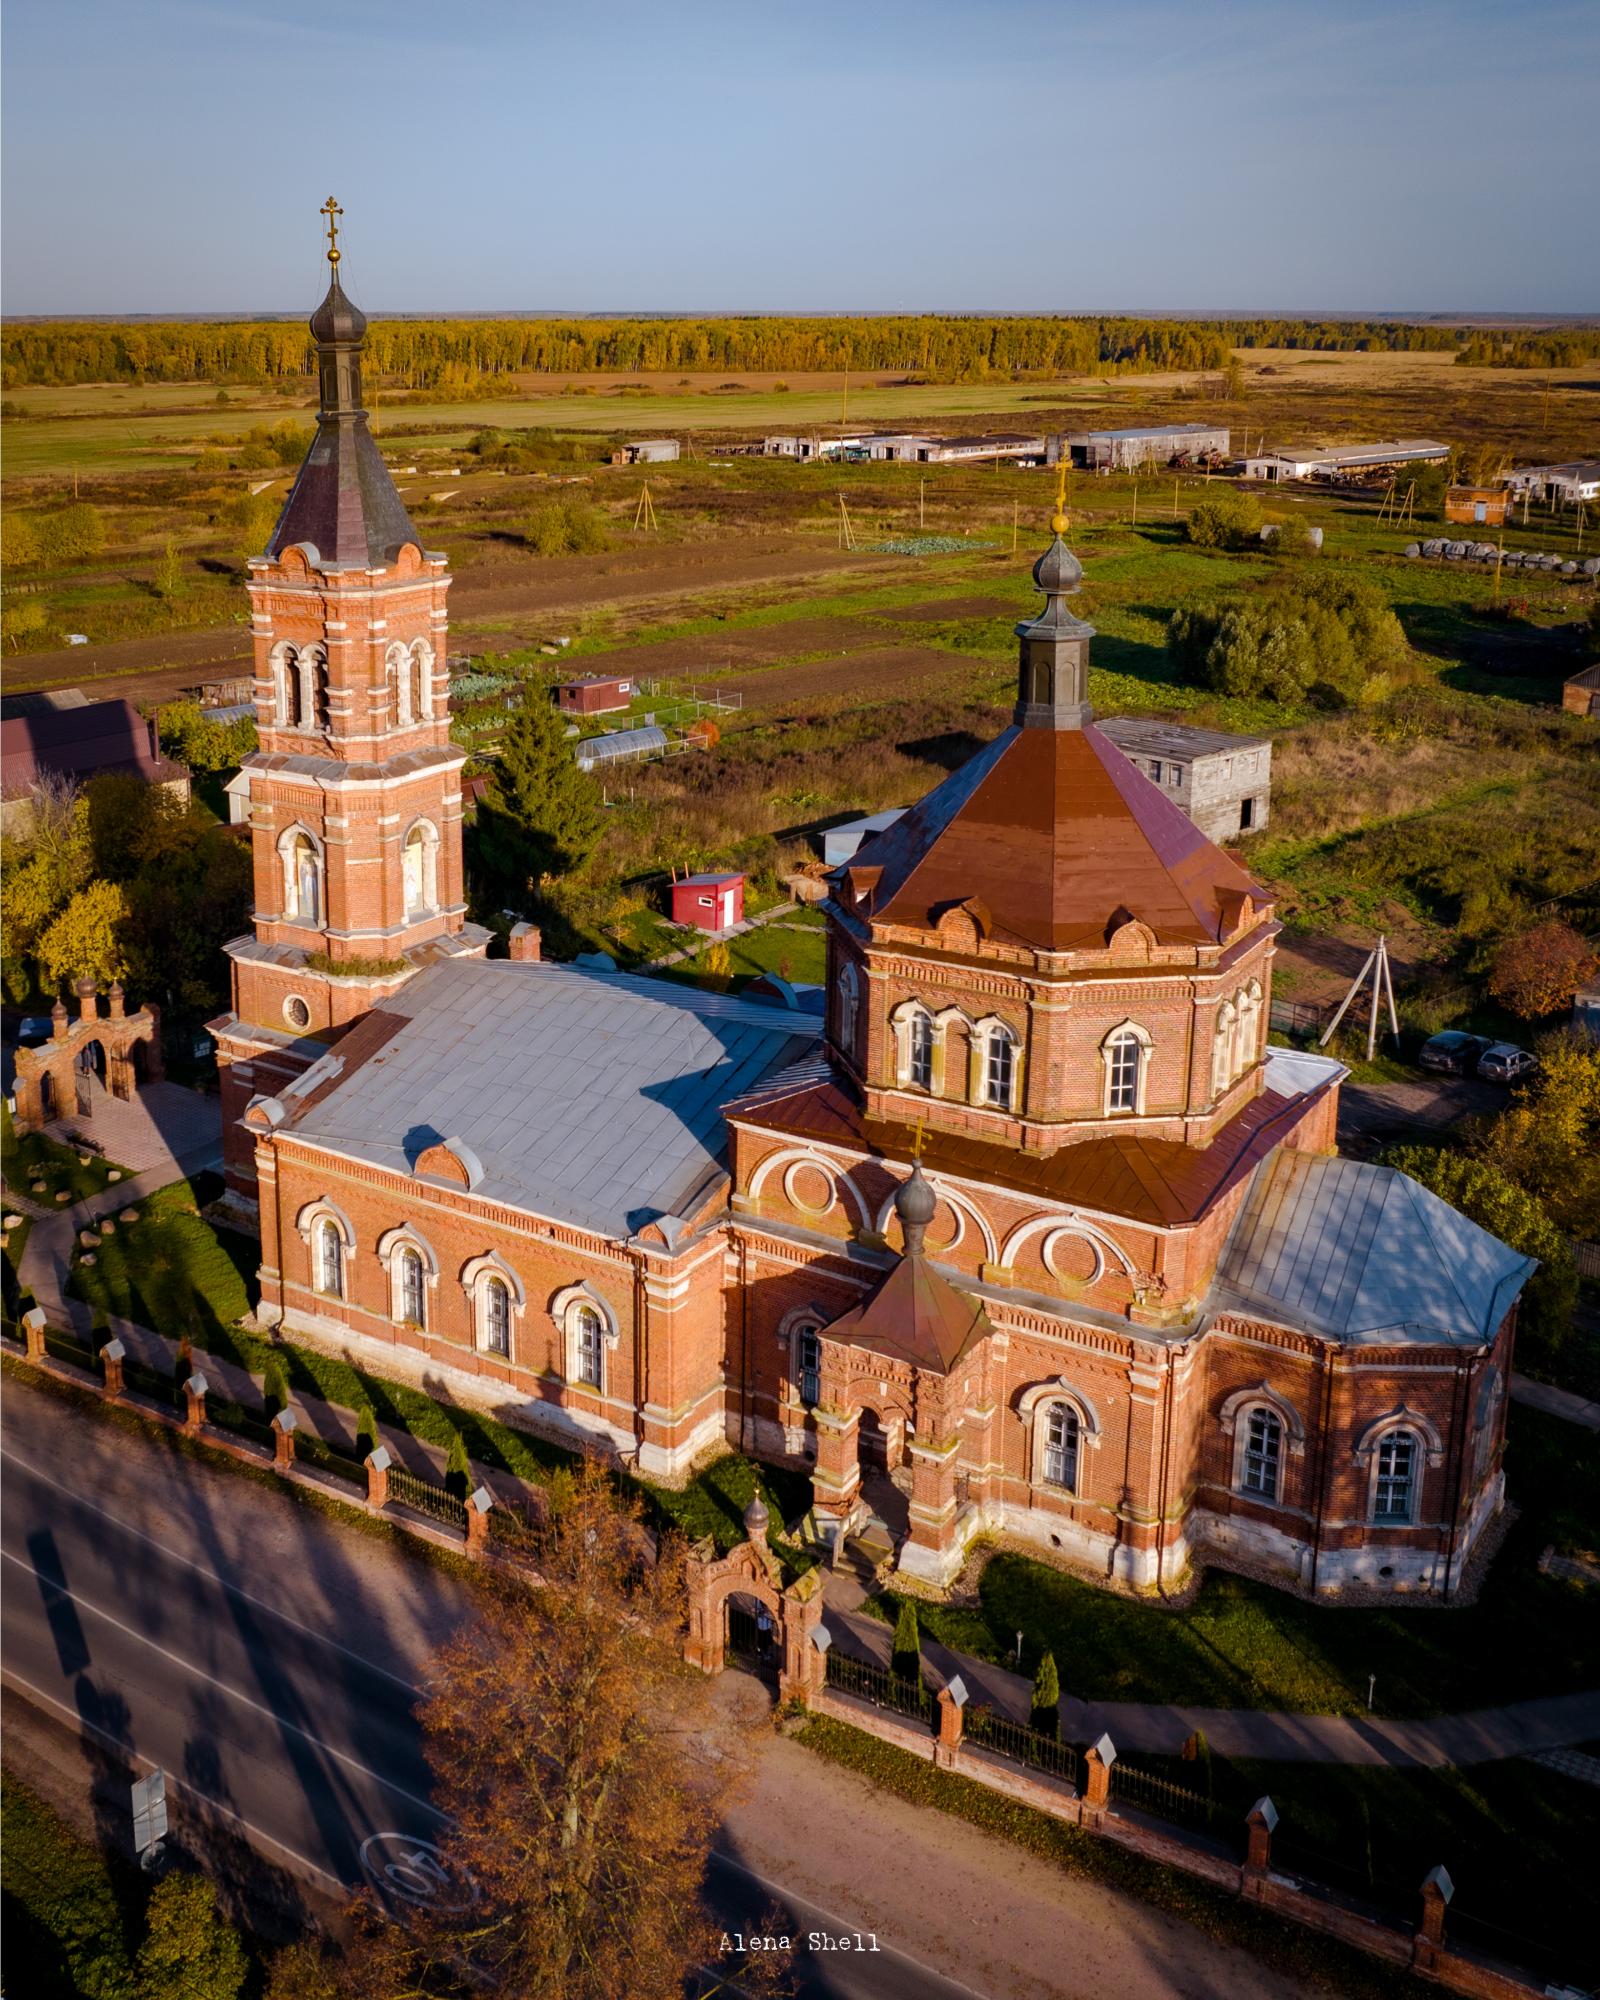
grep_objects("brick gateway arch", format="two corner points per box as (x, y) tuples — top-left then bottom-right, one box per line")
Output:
(11, 981), (163, 1133)
(683, 1496), (827, 1706)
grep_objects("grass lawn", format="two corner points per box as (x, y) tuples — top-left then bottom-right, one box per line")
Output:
(881, 1403), (1598, 1720)
(61, 1173), (810, 1558)
(1, 1105), (130, 1206)
(67, 1174), (257, 1347)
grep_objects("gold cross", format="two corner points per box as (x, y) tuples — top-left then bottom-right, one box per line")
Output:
(320, 196), (343, 267)
(911, 1117), (926, 1162)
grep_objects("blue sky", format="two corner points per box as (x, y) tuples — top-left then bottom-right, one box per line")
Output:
(3, 0), (1596, 315)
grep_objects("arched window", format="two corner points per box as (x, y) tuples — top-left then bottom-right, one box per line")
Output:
(281, 829), (323, 925)
(796, 1326), (822, 1408)
(574, 1304), (604, 1389)
(1236, 981), (1263, 1077)
(983, 1026), (1017, 1110)
(1043, 1404), (1080, 1492)
(388, 642), (412, 727)
(398, 1247), (425, 1327)
(316, 1219), (343, 1298)
(408, 642), (430, 722)
(1373, 1429), (1417, 1522)
(1105, 1026), (1145, 1114)
(310, 649), (331, 733)
(835, 961), (860, 1057)
(1240, 1407), (1282, 1500)
(1213, 1001), (1238, 1097)
(482, 1276), (511, 1357)
(402, 821), (438, 916)
(274, 645), (302, 728)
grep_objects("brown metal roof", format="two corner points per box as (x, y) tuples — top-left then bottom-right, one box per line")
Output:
(827, 1251), (990, 1375)
(849, 721), (1267, 951)
(730, 1066), (1326, 1230)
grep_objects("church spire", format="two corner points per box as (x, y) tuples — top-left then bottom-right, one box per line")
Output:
(266, 201), (421, 569)
(1013, 462), (1095, 730)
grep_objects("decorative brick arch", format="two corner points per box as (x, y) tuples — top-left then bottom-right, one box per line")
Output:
(684, 1535), (826, 1703)
(11, 984), (163, 1134)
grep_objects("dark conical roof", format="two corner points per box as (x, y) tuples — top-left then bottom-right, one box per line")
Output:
(265, 261), (423, 570)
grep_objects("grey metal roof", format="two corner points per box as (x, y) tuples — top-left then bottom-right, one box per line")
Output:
(1214, 1150), (1535, 1346)
(576, 724), (668, 769)
(1098, 717), (1269, 760)
(1067, 424), (1230, 443)
(282, 959), (819, 1239)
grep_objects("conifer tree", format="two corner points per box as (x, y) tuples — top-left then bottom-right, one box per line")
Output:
(891, 1597), (921, 1682)
(473, 693), (602, 905)
(1030, 1650), (1061, 1737)
(445, 1429), (472, 1498)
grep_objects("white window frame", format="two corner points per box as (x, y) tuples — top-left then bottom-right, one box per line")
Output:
(983, 1025), (1017, 1110)
(1042, 1403), (1080, 1492)
(552, 1283), (618, 1393)
(463, 1253), (526, 1359)
(1022, 1381), (1101, 1496)
(279, 826), (325, 926)
(574, 1304), (605, 1389)
(1213, 1000), (1238, 1097)
(1101, 1021), (1151, 1116)
(891, 1001), (937, 1093)
(1239, 1406), (1282, 1500)
(401, 818), (440, 917)
(316, 1219), (344, 1298)
(1372, 1429), (1418, 1523)
(835, 959), (860, 1058)
(482, 1276), (512, 1357)
(379, 1227), (437, 1330)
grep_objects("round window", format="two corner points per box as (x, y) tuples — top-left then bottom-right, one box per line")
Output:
(284, 995), (312, 1030)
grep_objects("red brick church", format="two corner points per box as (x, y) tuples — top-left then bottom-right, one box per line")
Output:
(211, 254), (1533, 1600)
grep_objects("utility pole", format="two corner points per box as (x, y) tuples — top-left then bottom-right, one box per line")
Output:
(1131, 480), (1138, 526)
(633, 483), (657, 532)
(1319, 934), (1400, 1062)
(919, 479), (925, 531)
(1173, 475), (1180, 519)
(1012, 499), (1019, 555)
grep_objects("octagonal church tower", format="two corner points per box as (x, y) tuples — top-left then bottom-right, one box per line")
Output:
(209, 216), (488, 1208)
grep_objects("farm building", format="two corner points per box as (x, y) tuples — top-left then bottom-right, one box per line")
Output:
(1445, 486), (1509, 527)
(860, 434), (935, 463)
(1501, 460), (1600, 507)
(670, 872), (745, 933)
(1096, 717), (1271, 842)
(614, 439), (680, 465)
(1563, 663), (1600, 718)
(574, 723), (669, 772)
(1056, 424), (1230, 471)
(762, 432), (870, 460)
(916, 432), (1047, 465)
(1241, 441), (1449, 484)
(820, 808), (906, 866)
(555, 674), (634, 715)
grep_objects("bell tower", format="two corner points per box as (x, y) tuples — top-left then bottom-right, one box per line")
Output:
(209, 202), (488, 1207)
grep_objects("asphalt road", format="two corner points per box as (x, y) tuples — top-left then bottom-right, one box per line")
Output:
(0, 1379), (982, 2000)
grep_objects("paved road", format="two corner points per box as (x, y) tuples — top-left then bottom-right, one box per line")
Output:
(16, 1374), (1288, 2000)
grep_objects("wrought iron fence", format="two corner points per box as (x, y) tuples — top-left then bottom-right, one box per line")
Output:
(1446, 1902), (1584, 1991)
(387, 1464), (468, 1531)
(293, 1431), (366, 1488)
(1108, 1760), (1223, 1833)
(961, 1704), (1078, 1784)
(824, 1648), (933, 1724)
(43, 1327), (95, 1372)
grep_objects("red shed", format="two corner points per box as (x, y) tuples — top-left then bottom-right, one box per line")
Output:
(555, 674), (634, 715)
(670, 872), (744, 933)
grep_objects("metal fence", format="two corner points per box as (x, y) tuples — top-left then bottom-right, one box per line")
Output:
(824, 1648), (933, 1724)
(1108, 1760), (1224, 1834)
(1446, 1901), (1584, 1991)
(42, 1327), (95, 1372)
(293, 1431), (366, 1489)
(961, 1704), (1078, 1784)
(386, 1464), (468, 1531)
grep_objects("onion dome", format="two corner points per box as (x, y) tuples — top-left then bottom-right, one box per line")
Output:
(308, 267), (367, 347)
(1033, 534), (1083, 597)
(743, 1491), (770, 1541)
(895, 1159), (937, 1257)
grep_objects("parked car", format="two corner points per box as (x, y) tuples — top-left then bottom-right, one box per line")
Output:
(1477, 1043), (1538, 1085)
(1417, 1031), (1495, 1075)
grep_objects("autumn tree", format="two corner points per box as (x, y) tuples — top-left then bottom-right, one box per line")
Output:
(135, 1872), (249, 2000)
(38, 878), (129, 988)
(347, 1465), (767, 2000)
(1475, 1035), (1600, 1241)
(1488, 921), (1599, 1021)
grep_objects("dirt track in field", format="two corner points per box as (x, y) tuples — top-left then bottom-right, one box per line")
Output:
(4, 535), (903, 706)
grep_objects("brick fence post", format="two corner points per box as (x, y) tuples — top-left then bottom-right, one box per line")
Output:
(465, 1485), (493, 1558)
(1243, 1796), (1278, 1899)
(182, 1371), (208, 1433)
(100, 1338), (126, 1400)
(1412, 1864), (1454, 1972)
(1082, 1733), (1116, 1823)
(365, 1445), (391, 1512)
(934, 1675), (968, 1769)
(272, 1408), (297, 1473)
(22, 1306), (47, 1364)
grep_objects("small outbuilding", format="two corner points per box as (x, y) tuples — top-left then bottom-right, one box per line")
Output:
(1057, 423), (1230, 471)
(1445, 486), (1508, 527)
(614, 439), (680, 465)
(574, 723), (667, 772)
(1096, 717), (1272, 842)
(670, 872), (744, 933)
(556, 674), (634, 715)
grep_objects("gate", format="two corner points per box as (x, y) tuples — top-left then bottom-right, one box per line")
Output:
(724, 1592), (779, 1678)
